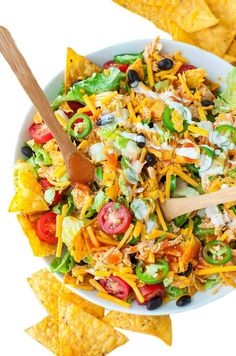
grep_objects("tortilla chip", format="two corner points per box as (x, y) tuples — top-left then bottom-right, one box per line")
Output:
(175, 0), (218, 33)
(104, 311), (172, 346)
(25, 315), (60, 355)
(185, 68), (207, 88)
(227, 40), (236, 58)
(28, 269), (104, 318)
(168, 21), (196, 46)
(192, 23), (235, 57)
(58, 293), (128, 356)
(32, 111), (43, 124)
(17, 215), (56, 256)
(65, 48), (101, 91)
(128, 58), (145, 81)
(224, 54), (236, 65)
(206, 0), (236, 32)
(63, 272), (94, 291)
(9, 188), (49, 214)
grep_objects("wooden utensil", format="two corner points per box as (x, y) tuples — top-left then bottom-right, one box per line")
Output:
(161, 185), (236, 222)
(0, 26), (95, 184)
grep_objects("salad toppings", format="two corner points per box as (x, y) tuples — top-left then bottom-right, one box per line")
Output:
(158, 58), (174, 70)
(35, 212), (57, 245)
(103, 60), (129, 73)
(98, 202), (132, 235)
(21, 145), (34, 158)
(176, 295), (191, 307)
(10, 41), (236, 310)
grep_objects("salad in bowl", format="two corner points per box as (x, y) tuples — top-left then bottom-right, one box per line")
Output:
(10, 38), (236, 313)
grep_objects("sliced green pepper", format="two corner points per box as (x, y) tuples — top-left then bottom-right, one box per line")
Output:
(165, 286), (188, 299)
(203, 240), (231, 265)
(136, 259), (169, 284)
(66, 113), (92, 140)
(162, 107), (188, 133)
(113, 52), (143, 64)
(215, 124), (236, 145)
(170, 175), (176, 193)
(174, 213), (189, 227)
(95, 166), (103, 182)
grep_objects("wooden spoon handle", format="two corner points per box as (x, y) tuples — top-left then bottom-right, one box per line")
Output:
(0, 26), (76, 159)
(162, 186), (236, 221)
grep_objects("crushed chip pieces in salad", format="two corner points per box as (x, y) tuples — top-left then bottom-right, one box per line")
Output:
(10, 40), (236, 310)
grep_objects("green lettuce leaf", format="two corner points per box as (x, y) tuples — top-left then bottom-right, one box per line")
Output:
(214, 68), (236, 113)
(52, 67), (126, 109)
(92, 190), (109, 212)
(50, 251), (75, 274)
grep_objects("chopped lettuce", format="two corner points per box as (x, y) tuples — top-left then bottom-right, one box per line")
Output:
(154, 80), (169, 92)
(173, 178), (199, 198)
(89, 142), (106, 163)
(214, 68), (236, 113)
(146, 213), (158, 233)
(131, 199), (151, 221)
(97, 123), (119, 141)
(52, 67), (126, 109)
(119, 174), (132, 201)
(92, 190), (109, 212)
(44, 187), (56, 204)
(61, 216), (84, 246)
(50, 251), (75, 274)
(121, 157), (144, 184)
(33, 148), (52, 166)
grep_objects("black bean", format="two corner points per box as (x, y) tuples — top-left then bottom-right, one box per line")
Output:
(229, 240), (236, 249)
(177, 263), (192, 277)
(130, 253), (138, 265)
(21, 145), (33, 158)
(128, 70), (140, 88)
(97, 113), (114, 126)
(176, 295), (191, 307)
(158, 58), (174, 70)
(136, 133), (146, 148)
(146, 296), (163, 310)
(145, 152), (157, 167)
(148, 122), (154, 128)
(118, 155), (122, 161)
(201, 99), (215, 107)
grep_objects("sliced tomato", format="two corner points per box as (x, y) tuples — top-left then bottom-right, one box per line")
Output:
(67, 101), (84, 112)
(176, 64), (196, 75)
(39, 178), (62, 206)
(98, 202), (132, 235)
(103, 60), (129, 73)
(29, 123), (53, 144)
(35, 212), (57, 244)
(99, 276), (131, 300)
(134, 283), (165, 305)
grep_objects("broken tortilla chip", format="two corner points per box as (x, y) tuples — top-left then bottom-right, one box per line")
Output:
(17, 215), (56, 256)
(65, 48), (101, 91)
(168, 21), (196, 46)
(224, 54), (236, 65)
(227, 40), (236, 58)
(58, 293), (128, 356)
(192, 23), (235, 57)
(25, 315), (60, 355)
(206, 0), (236, 32)
(104, 311), (172, 346)
(28, 269), (104, 318)
(175, 0), (218, 33)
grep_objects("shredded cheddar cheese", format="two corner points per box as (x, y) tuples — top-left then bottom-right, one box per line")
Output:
(97, 291), (131, 308)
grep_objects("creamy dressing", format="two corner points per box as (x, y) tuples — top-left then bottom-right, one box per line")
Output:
(205, 206), (225, 227)
(113, 108), (129, 124)
(197, 121), (213, 135)
(175, 147), (199, 159)
(120, 132), (137, 141)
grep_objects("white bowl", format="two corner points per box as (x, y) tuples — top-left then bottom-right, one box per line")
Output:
(15, 39), (234, 315)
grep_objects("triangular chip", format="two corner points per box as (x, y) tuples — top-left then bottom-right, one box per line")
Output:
(65, 48), (101, 91)
(9, 188), (48, 214)
(104, 311), (172, 346)
(58, 293), (128, 356)
(224, 54), (236, 65)
(227, 40), (236, 58)
(206, 0), (236, 32)
(174, 0), (218, 33)
(25, 315), (60, 355)
(17, 215), (56, 256)
(27, 269), (104, 318)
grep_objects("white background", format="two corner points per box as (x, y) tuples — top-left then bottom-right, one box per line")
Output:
(0, 1), (235, 355)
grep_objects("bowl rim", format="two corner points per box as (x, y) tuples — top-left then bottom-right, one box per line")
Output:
(15, 38), (234, 315)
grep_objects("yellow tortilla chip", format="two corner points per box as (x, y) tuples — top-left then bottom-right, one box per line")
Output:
(32, 111), (43, 124)
(227, 40), (236, 58)
(192, 23), (235, 57)
(185, 68), (207, 88)
(65, 48), (101, 91)
(58, 293), (128, 356)
(9, 188), (48, 214)
(104, 311), (172, 346)
(17, 215), (56, 256)
(168, 21), (196, 46)
(25, 315), (60, 355)
(206, 0), (236, 31)
(224, 54), (236, 65)
(128, 58), (145, 81)
(64, 272), (94, 291)
(175, 0), (218, 33)
(28, 269), (104, 318)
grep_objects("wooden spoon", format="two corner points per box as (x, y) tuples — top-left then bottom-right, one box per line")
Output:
(161, 185), (236, 222)
(0, 26), (95, 184)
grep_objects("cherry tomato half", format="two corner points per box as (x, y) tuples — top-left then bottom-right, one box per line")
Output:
(29, 123), (53, 144)
(39, 178), (62, 206)
(99, 276), (131, 300)
(134, 284), (165, 305)
(98, 202), (132, 235)
(176, 64), (196, 75)
(35, 212), (57, 244)
(103, 60), (129, 73)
